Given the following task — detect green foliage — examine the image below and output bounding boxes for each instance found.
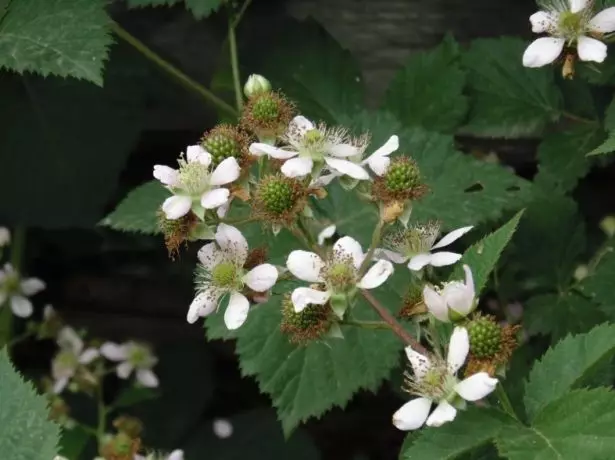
[462,37,562,138]
[451,211,523,295]
[206,295,401,437]
[579,243,615,308]
[0,348,60,459]
[498,388,615,459]
[383,36,468,133]
[112,386,158,408]
[101,181,169,235]
[59,426,90,460]
[401,408,513,459]
[524,323,615,420]
[0,0,112,85]
[126,0,224,18]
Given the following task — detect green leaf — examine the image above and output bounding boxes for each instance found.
[0,348,60,459]
[498,388,615,459]
[401,408,514,459]
[461,37,562,138]
[451,211,523,295]
[534,125,601,191]
[523,322,615,420]
[59,426,90,460]
[185,0,224,18]
[112,386,158,408]
[210,295,401,437]
[101,181,169,235]
[587,132,615,156]
[0,0,112,85]
[524,293,607,342]
[126,0,180,7]
[383,36,468,133]
[579,243,615,307]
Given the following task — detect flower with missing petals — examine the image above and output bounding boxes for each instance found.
[0,263,45,318]
[392,327,498,430]
[188,224,278,329]
[52,327,100,394]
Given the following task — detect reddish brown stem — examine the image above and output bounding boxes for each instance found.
[360,289,428,355]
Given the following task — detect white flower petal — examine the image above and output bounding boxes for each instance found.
[318,225,336,245]
[426,401,457,427]
[529,11,557,33]
[291,287,331,312]
[187,145,212,165]
[392,397,432,431]
[281,157,314,178]
[374,248,408,264]
[0,227,10,247]
[117,362,134,379]
[324,157,369,180]
[197,242,222,270]
[463,264,475,299]
[53,377,69,394]
[522,37,565,68]
[215,223,249,263]
[201,188,230,209]
[329,143,359,157]
[357,260,394,289]
[153,165,179,186]
[405,347,432,380]
[20,277,46,296]
[333,236,365,269]
[364,135,399,176]
[366,155,390,177]
[455,372,499,401]
[224,292,250,330]
[243,264,278,291]
[162,195,192,220]
[210,157,240,186]
[79,348,100,364]
[10,295,33,318]
[58,327,83,353]
[168,450,185,460]
[249,143,298,159]
[187,290,220,324]
[100,342,129,361]
[577,35,608,63]
[429,251,463,267]
[423,285,449,322]
[447,326,470,374]
[137,369,159,388]
[589,7,615,33]
[407,253,433,271]
[289,115,315,136]
[432,226,473,250]
[570,0,589,14]
[286,250,324,282]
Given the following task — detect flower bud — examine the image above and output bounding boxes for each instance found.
[254,175,307,225]
[201,124,250,168]
[244,74,272,98]
[600,215,615,237]
[372,156,427,204]
[467,316,502,358]
[423,265,476,322]
[240,91,294,142]
[0,227,10,247]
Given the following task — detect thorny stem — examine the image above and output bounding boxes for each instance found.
[342,319,391,330]
[360,289,428,355]
[110,22,237,118]
[495,383,519,421]
[228,15,243,112]
[358,219,384,277]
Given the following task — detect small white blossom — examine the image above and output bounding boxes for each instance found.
[0,263,45,318]
[392,327,498,430]
[153,145,240,220]
[362,135,399,176]
[213,418,234,438]
[100,341,159,388]
[377,223,473,271]
[523,0,615,67]
[134,450,184,460]
[0,227,10,247]
[286,236,394,314]
[188,224,278,329]
[423,265,476,322]
[317,225,336,245]
[52,327,100,394]
[249,116,370,181]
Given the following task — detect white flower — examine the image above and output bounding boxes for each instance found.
[249,116,370,181]
[188,224,278,329]
[392,327,498,430]
[153,145,240,220]
[377,223,472,271]
[0,227,10,247]
[523,0,615,67]
[362,135,399,176]
[134,450,184,460]
[0,263,45,318]
[213,418,234,438]
[52,327,100,394]
[423,265,476,322]
[100,341,159,388]
[286,236,394,314]
[317,225,336,245]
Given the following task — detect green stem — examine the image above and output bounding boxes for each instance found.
[358,219,384,277]
[110,21,237,118]
[495,383,519,421]
[96,384,107,448]
[6,330,33,348]
[231,0,253,28]
[562,111,596,125]
[342,319,391,330]
[228,16,243,112]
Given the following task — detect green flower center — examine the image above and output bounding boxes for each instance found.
[202,134,241,167]
[385,160,421,193]
[261,179,296,214]
[178,160,210,196]
[326,262,355,292]
[212,261,239,288]
[252,96,280,122]
[128,346,149,366]
[468,318,502,358]
[303,129,324,145]
[57,350,78,369]
[558,11,584,37]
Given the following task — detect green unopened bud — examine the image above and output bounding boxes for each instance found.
[254,175,306,225]
[468,316,502,358]
[260,178,297,214]
[244,74,272,98]
[385,158,421,193]
[201,124,250,168]
[240,92,295,141]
